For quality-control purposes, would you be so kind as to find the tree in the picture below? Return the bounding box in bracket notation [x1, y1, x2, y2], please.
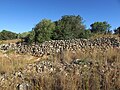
[26, 19, 55, 43]
[24, 30, 35, 43]
[114, 27, 120, 34]
[19, 32, 30, 39]
[0, 30, 17, 40]
[52, 15, 85, 40]
[90, 21, 111, 34]
[79, 29, 92, 39]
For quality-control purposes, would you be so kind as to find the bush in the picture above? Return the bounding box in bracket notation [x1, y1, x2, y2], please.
[0, 30, 18, 40]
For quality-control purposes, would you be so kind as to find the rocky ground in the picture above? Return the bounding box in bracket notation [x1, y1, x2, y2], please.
[0, 37, 120, 90]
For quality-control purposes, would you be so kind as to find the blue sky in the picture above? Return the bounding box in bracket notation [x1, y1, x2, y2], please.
[0, 0, 120, 33]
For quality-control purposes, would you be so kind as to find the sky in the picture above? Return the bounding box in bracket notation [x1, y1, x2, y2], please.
[0, 0, 120, 33]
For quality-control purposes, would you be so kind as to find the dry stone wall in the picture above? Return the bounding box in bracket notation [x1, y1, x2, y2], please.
[0, 37, 120, 56]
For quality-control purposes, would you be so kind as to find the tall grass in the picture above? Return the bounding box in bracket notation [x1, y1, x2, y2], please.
[0, 50, 36, 74]
[32, 47, 120, 90]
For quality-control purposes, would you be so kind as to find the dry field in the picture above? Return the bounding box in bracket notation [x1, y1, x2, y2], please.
[0, 39, 21, 44]
[0, 50, 36, 74]
[0, 37, 120, 90]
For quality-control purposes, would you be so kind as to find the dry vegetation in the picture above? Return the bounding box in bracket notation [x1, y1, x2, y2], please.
[0, 50, 36, 74]
[25, 48, 120, 90]
[0, 39, 21, 44]
[31, 48, 120, 90]
[0, 38, 120, 90]
[90, 34, 120, 40]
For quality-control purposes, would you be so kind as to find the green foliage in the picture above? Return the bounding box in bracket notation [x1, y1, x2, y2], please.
[52, 15, 85, 40]
[26, 19, 55, 43]
[0, 30, 18, 40]
[90, 21, 111, 34]
[25, 15, 93, 43]
[79, 29, 92, 39]
[19, 32, 30, 39]
[114, 27, 120, 34]
[24, 30, 35, 43]
[22, 16, 116, 43]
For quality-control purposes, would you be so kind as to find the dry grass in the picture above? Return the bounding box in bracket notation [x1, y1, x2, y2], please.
[0, 39, 21, 44]
[35, 47, 120, 90]
[0, 50, 36, 74]
[90, 34, 119, 40]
